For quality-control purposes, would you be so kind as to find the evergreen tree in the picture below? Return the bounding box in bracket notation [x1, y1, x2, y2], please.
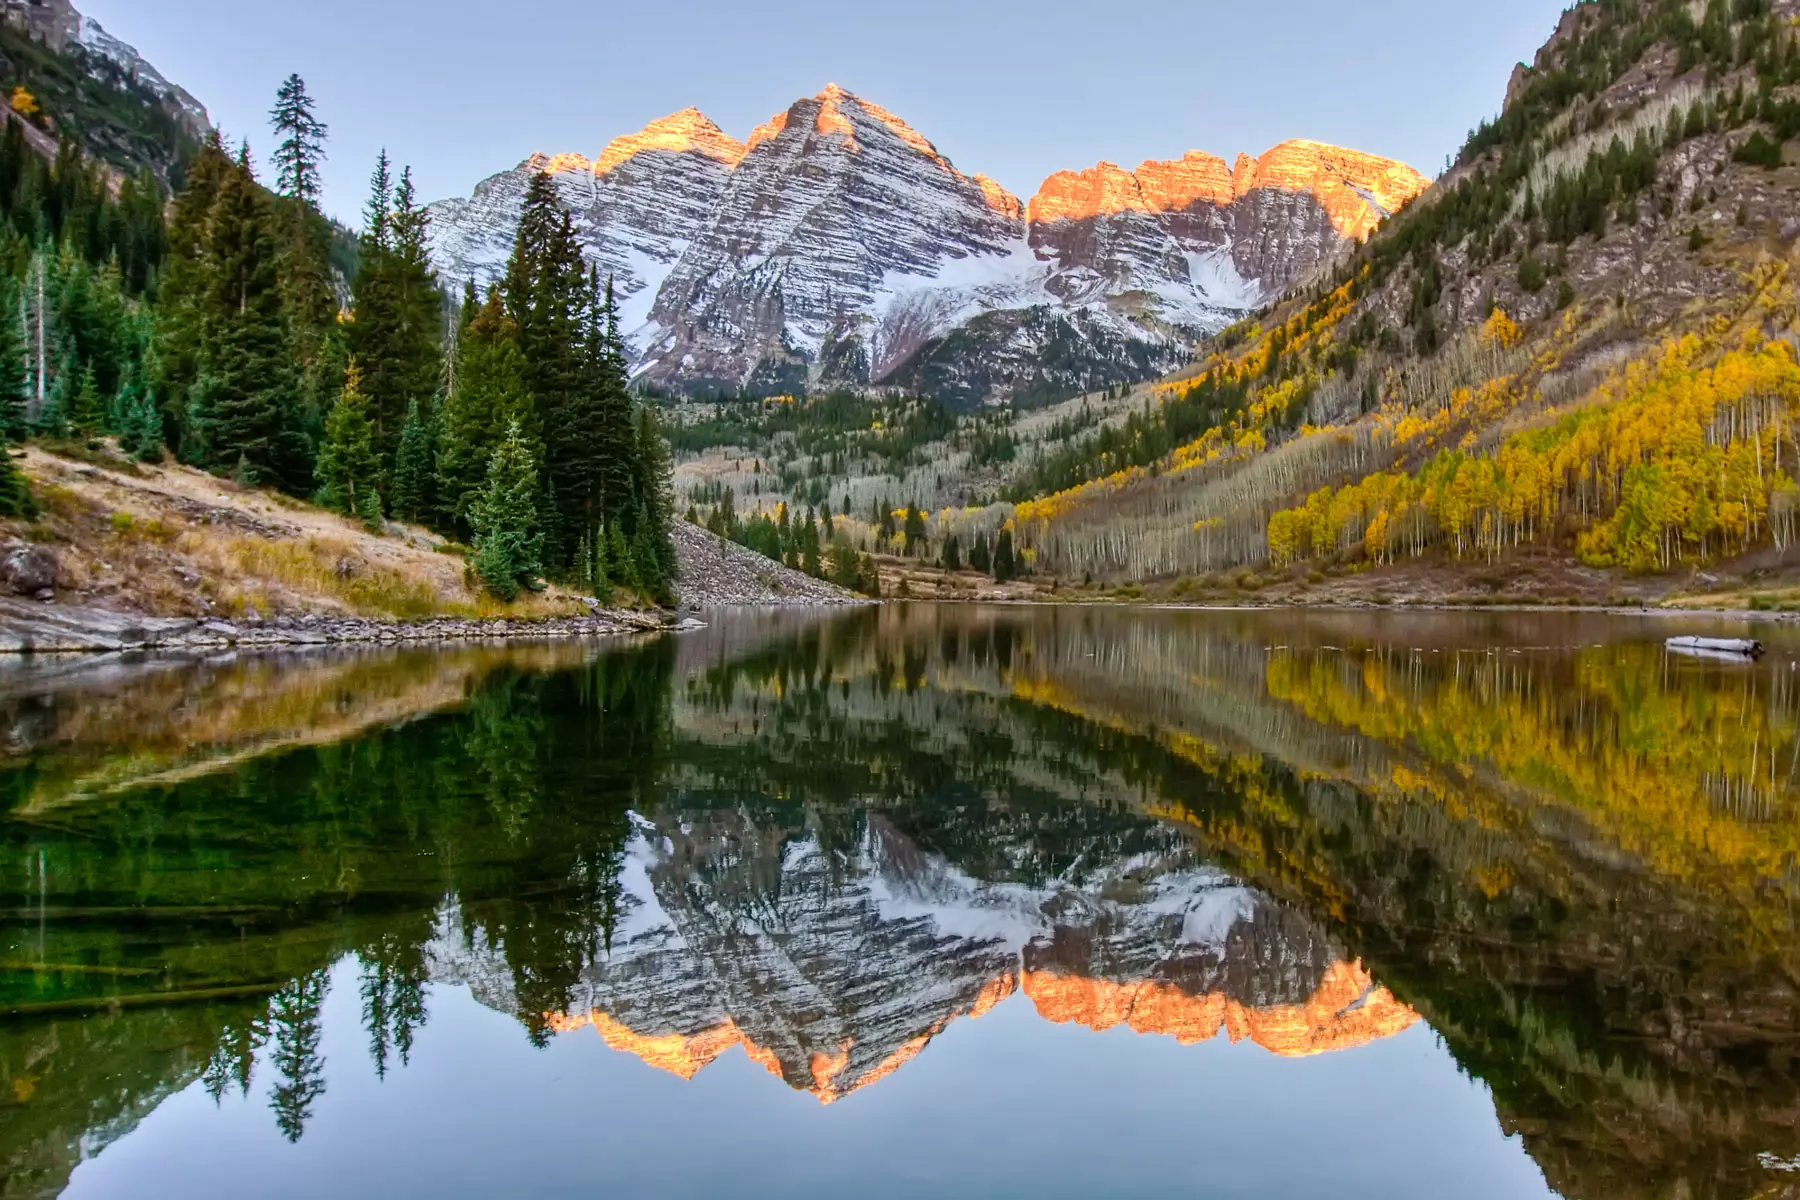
[904, 502, 927, 557]
[70, 365, 105, 435]
[992, 529, 1018, 582]
[940, 534, 962, 572]
[268, 970, 328, 1144]
[469, 419, 542, 600]
[315, 360, 383, 529]
[830, 536, 861, 590]
[437, 290, 532, 533]
[268, 74, 327, 208]
[970, 532, 991, 575]
[392, 396, 435, 524]
[119, 374, 163, 462]
[0, 274, 28, 443]
[267, 74, 338, 420]
[349, 156, 441, 473]
[628, 404, 676, 598]
[203, 149, 310, 490]
[154, 133, 232, 456]
[32, 382, 66, 438]
[800, 505, 822, 577]
[858, 553, 882, 598]
[501, 174, 589, 568]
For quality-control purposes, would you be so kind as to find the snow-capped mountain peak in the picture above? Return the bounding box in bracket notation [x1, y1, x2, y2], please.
[425, 88, 1430, 405]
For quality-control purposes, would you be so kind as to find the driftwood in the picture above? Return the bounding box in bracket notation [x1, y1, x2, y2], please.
[1666, 636, 1765, 660]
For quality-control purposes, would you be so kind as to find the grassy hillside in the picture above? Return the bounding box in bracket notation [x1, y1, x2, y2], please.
[1004, 0, 1800, 604]
[3, 441, 623, 620]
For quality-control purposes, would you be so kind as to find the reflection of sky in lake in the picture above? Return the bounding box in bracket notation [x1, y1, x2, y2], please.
[68, 956, 1553, 1200]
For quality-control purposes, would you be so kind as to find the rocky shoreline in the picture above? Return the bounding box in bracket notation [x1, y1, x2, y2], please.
[0, 595, 707, 654]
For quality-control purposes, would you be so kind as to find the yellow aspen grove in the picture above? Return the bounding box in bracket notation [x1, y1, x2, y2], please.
[1265, 336, 1800, 572]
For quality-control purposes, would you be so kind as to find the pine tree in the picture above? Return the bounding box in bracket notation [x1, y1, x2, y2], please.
[392, 396, 435, 524]
[469, 419, 542, 601]
[970, 532, 991, 575]
[992, 529, 1017, 582]
[349, 156, 441, 474]
[0, 274, 28, 443]
[904, 503, 927, 557]
[629, 404, 676, 598]
[268, 74, 327, 208]
[858, 553, 882, 598]
[154, 133, 232, 457]
[267, 75, 337, 417]
[203, 148, 310, 490]
[437, 290, 533, 533]
[316, 361, 383, 530]
[119, 375, 163, 462]
[501, 174, 589, 569]
[70, 365, 104, 435]
[940, 534, 962, 572]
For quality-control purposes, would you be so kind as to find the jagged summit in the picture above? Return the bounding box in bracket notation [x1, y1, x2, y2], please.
[1028, 141, 1427, 233]
[425, 88, 1430, 404]
[595, 107, 746, 176]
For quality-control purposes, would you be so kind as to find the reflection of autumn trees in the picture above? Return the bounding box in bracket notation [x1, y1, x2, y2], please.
[948, 606, 1800, 1200]
[1262, 642, 1800, 909]
[5, 608, 1800, 1200]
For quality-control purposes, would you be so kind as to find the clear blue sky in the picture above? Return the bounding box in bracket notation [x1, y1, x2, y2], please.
[85, 0, 1571, 226]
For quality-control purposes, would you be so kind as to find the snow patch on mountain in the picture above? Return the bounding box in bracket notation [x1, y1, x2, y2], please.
[424, 87, 1428, 403]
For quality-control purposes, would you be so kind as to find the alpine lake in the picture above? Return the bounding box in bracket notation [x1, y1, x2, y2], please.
[2, 604, 1798, 1200]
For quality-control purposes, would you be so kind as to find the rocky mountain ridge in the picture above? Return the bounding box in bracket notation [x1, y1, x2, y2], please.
[429, 811, 1415, 1103]
[426, 85, 1429, 405]
[1, 0, 208, 136]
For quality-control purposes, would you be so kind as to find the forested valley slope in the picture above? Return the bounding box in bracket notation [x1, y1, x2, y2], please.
[1001, 0, 1800, 607]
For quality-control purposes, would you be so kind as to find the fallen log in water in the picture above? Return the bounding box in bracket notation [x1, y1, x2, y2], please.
[1666, 636, 1765, 659]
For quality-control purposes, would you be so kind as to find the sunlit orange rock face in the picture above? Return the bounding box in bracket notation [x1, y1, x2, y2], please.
[1026, 140, 1427, 240]
[594, 108, 745, 177]
[547, 960, 1414, 1102]
[1023, 960, 1418, 1057]
[551, 970, 1020, 1104]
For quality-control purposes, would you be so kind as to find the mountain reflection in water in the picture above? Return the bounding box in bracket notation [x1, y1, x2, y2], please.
[2, 605, 1798, 1200]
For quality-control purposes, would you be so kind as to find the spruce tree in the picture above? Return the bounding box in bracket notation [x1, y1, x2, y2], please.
[349, 156, 442, 473]
[269, 74, 327, 208]
[469, 419, 542, 600]
[904, 503, 927, 557]
[0, 275, 28, 443]
[437, 290, 533, 533]
[629, 404, 676, 598]
[831, 537, 861, 589]
[154, 133, 233, 456]
[120, 375, 164, 462]
[392, 396, 435, 524]
[316, 361, 383, 530]
[70, 365, 104, 435]
[204, 148, 310, 490]
[268, 75, 338, 417]
[992, 529, 1017, 582]
[970, 532, 991, 574]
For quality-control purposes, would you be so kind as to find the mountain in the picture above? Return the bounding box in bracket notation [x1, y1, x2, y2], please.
[0, 0, 208, 180]
[1006, 0, 1800, 602]
[428, 108, 746, 335]
[430, 810, 1415, 1103]
[425, 86, 1427, 405]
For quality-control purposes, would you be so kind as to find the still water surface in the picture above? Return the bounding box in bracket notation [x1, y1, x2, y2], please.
[2, 605, 1798, 1199]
